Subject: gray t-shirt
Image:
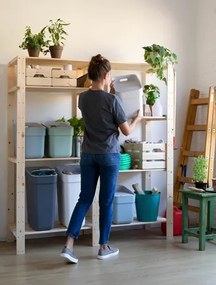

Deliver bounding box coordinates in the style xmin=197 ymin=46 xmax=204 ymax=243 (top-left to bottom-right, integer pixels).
xmin=78 ymin=89 xmax=127 ymax=153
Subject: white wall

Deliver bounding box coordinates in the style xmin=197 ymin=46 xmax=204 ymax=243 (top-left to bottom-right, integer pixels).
xmin=0 ymin=0 xmax=197 ymax=240
xmin=195 ymin=0 xmax=216 ymax=92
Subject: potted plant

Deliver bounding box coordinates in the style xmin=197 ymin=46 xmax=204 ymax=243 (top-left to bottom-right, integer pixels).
xmin=143 ymin=84 xmax=160 ymax=116
xmin=142 ymin=44 xmax=178 ymax=85
xmin=192 ymin=156 xmax=208 ymax=190
xmin=47 ymin=18 xmax=70 ymax=58
xmin=19 ymin=26 xmax=49 ymax=57
xmin=67 ymin=117 xmax=84 ymax=157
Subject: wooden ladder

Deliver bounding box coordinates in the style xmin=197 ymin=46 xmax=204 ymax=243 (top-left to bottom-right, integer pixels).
xmin=174 ymin=87 xmax=216 ymax=208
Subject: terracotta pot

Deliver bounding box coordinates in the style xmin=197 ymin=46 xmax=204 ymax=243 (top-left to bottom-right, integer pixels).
xmin=49 ymin=45 xmax=63 ymax=58
xmin=28 ymin=48 xmax=40 ymax=57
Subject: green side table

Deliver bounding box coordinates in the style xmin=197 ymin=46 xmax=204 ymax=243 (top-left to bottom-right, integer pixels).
xmin=179 ymin=189 xmax=216 ymax=250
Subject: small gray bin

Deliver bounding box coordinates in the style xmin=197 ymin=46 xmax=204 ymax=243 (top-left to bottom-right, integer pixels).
xmin=25 ymin=167 xmax=57 ymax=231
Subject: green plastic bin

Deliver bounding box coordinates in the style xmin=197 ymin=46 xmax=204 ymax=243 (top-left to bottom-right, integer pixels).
xmin=47 ymin=123 xmax=73 ymax=158
xmin=135 ymin=191 xmax=160 ymax=222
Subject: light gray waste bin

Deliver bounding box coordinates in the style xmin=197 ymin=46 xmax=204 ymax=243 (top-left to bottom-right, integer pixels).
xmin=56 ymin=164 xmax=85 ymax=227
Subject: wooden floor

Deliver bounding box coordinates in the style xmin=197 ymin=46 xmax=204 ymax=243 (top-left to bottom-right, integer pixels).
xmin=1 ymin=228 xmax=216 ymax=285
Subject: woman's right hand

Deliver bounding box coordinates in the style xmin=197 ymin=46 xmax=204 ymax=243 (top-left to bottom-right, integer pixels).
xmin=132 ymin=109 xmax=142 ymax=123
xmin=110 ymin=80 xmax=115 ymax=94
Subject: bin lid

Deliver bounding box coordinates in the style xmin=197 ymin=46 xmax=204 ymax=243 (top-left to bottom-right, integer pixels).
xmin=30 ymin=169 xmax=57 ymax=176
xmin=25 ymin=122 xmax=45 ymax=129
xmin=116 ymin=185 xmax=134 ymax=195
xmin=47 ymin=122 xmax=71 ymax=128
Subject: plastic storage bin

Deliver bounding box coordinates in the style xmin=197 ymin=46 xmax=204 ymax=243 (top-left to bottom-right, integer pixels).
xmin=46 ymin=123 xmax=73 ymax=158
xmin=25 ymin=167 xmax=57 ymax=231
xmin=25 ymin=123 xmax=46 ymax=158
xmin=135 ymin=191 xmax=160 ymax=222
xmin=113 ymin=185 xmax=135 ymax=224
xmin=113 ymin=74 xmax=143 ymax=119
xmin=56 ymin=164 xmax=85 ymax=227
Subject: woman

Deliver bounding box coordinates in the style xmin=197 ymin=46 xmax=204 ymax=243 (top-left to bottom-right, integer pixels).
xmin=61 ymin=54 xmax=141 ymax=263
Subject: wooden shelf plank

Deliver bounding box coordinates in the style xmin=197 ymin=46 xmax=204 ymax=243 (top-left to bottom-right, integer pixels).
xmin=10 ymin=221 xmax=92 ymax=237
xmin=111 ymin=217 xmax=166 ymax=228
xmin=26 ymin=86 xmax=88 ymax=93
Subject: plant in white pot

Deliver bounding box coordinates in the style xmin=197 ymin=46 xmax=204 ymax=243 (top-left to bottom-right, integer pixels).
xmin=192 ymin=156 xmax=208 ymax=190
xmin=143 ymin=84 xmax=160 ymax=116
xmin=47 ymin=18 xmax=70 ymax=58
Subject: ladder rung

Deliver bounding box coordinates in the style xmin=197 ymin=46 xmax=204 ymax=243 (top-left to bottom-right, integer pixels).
xmin=177 ymin=176 xmax=193 ymax=183
xmin=182 ymin=150 xmax=205 ymax=157
xmin=187 ymin=125 xmax=207 ymax=131
xmin=191 ymin=98 xmax=209 ymax=105
xmin=188 ymin=205 xmax=200 ymax=213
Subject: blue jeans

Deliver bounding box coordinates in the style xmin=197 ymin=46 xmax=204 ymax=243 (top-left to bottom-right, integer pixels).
xmin=66 ymin=152 xmax=120 ymax=245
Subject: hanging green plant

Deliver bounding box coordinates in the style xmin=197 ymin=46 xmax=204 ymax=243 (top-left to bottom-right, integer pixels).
xmin=142 ymin=44 xmax=178 ymax=85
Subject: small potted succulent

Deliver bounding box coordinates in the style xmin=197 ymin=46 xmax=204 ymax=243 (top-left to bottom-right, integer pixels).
xmin=142 ymin=44 xmax=178 ymax=85
xmin=143 ymin=84 xmax=160 ymax=116
xmin=47 ymin=18 xmax=70 ymax=58
xmin=19 ymin=26 xmax=49 ymax=57
xmin=192 ymin=156 xmax=208 ymax=190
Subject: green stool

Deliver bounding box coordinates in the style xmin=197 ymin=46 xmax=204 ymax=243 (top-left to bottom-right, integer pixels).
xmin=179 ymin=190 xmax=216 ymax=250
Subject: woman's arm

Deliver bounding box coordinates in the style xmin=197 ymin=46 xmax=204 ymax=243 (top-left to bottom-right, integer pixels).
xmin=119 ymin=110 xmax=142 ymax=136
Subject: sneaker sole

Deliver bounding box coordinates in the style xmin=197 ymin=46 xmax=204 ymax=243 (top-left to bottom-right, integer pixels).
xmin=97 ymin=249 xmax=119 ymax=260
xmin=60 ymin=252 xmax=78 ymax=264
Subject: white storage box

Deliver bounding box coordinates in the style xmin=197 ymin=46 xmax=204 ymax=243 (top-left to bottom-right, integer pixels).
xmin=113 ymin=74 xmax=143 ymax=119
xmin=56 ymin=164 xmax=85 ymax=227
xmin=124 ymin=142 xmax=166 ymax=169
xmin=113 ymin=185 xmax=135 ymax=224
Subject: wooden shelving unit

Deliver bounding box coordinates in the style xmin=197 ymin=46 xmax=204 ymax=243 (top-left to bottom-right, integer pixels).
xmin=7 ymin=56 xmax=175 ymax=254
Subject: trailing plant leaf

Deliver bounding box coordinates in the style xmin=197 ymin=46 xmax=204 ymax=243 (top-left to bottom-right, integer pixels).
xmin=55 ymin=116 xmax=66 ymax=122
xmin=67 ymin=117 xmax=84 ymax=136
xmin=142 ymin=44 xmax=178 ymax=85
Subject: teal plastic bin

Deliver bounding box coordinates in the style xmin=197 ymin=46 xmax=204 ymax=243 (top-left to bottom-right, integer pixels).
xmin=47 ymin=123 xmax=73 ymax=158
xmin=135 ymin=191 xmax=160 ymax=222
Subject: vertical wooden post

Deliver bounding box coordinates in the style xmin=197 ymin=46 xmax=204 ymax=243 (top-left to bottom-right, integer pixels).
xmin=16 ymin=57 xmax=26 ymax=254
xmin=166 ymin=63 xmax=175 ymax=239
